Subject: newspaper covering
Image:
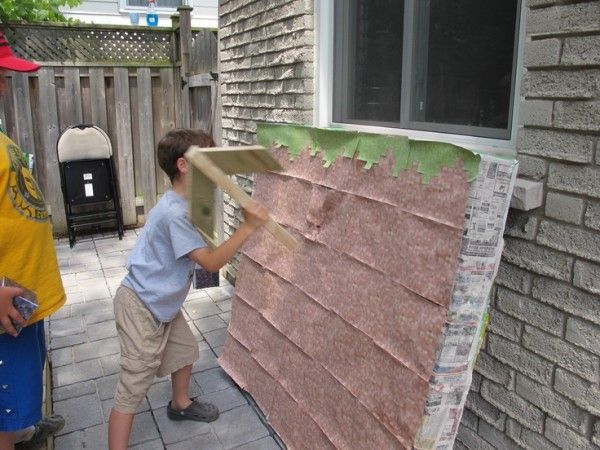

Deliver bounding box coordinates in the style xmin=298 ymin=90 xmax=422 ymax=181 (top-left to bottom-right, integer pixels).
xmin=414 ymin=154 xmax=518 ymax=449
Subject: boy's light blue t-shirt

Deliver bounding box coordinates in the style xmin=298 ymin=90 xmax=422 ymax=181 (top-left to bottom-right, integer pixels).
xmin=122 ymin=190 xmax=206 ymax=322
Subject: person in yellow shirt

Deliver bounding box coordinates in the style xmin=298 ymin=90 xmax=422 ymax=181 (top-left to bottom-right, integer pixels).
xmin=0 ymin=32 xmax=66 ymax=450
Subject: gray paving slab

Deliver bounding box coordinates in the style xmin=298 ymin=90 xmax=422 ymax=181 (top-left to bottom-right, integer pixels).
xmin=130 ymin=438 xmax=165 ymax=450
xmin=54 ymin=393 xmax=104 ymax=435
xmin=53 ymin=359 xmax=104 ymax=387
xmin=50 ymin=347 xmax=74 ymax=367
xmin=50 ymin=316 xmax=85 ymax=337
xmin=204 ymin=328 xmax=228 ymax=348
xmin=53 ymin=379 xmax=97 ymax=402
xmin=53 ymin=430 xmax=84 ymax=450
xmin=192 ymin=349 xmax=220 ymax=374
xmin=197 ymin=387 xmax=248 ymax=413
xmin=167 ymin=430 xmax=224 ymax=450
xmin=86 ymin=319 xmax=118 ymax=340
xmin=96 ymin=373 xmax=120 ymax=400
xmin=184 ymin=299 xmax=223 ymax=320
xmin=234 ymin=436 xmax=281 ymax=450
xmin=194 ymin=315 xmax=228 ymax=333
xmin=217 ymin=299 xmax=233 ymax=313
xmin=99 ymin=353 xmax=121 ymax=376
xmin=211 ymin=405 xmax=270 ymax=450
xmin=205 ymin=286 xmax=234 ymax=303
xmin=73 ymin=336 xmax=120 ymax=362
xmin=194 ymin=367 xmax=235 ymax=394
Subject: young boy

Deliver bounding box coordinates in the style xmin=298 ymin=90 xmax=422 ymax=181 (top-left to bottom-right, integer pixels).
xmin=0 ymin=33 xmax=66 ymax=450
xmin=108 ymin=129 xmax=268 ymax=449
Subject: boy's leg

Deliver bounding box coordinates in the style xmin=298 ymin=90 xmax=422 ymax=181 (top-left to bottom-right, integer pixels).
xmin=110 ymin=286 xmax=168 ymax=450
xmin=0 ymin=432 xmax=14 ymax=450
xmin=171 ymin=364 xmax=193 ymax=410
xmin=157 ymin=312 xmax=219 ymax=422
xmin=107 ymin=410 xmax=134 ymax=450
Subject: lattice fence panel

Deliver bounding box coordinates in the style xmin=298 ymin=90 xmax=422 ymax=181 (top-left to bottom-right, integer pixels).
xmin=4 ymin=25 xmax=176 ymax=66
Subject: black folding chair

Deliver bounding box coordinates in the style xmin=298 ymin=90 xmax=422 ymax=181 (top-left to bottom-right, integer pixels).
xmin=57 ymin=124 xmax=124 ymax=247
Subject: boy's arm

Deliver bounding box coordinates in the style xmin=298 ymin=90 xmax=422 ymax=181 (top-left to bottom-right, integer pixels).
xmin=0 ymin=286 xmax=25 ymax=337
xmin=189 ymin=200 xmax=268 ymax=272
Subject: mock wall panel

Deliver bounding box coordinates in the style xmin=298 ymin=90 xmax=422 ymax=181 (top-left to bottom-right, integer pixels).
xmin=220 ymin=124 xmax=517 ymax=449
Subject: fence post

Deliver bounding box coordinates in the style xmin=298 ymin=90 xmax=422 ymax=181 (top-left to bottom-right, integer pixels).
xmin=177 ymin=5 xmax=193 ymax=128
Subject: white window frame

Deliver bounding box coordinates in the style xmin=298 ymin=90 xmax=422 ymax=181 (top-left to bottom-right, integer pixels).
xmin=314 ymin=0 xmax=527 ymax=157
xmin=119 ymin=0 xmax=187 ymax=13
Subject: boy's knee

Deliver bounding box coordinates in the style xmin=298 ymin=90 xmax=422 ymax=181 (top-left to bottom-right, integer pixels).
xmin=113 ymin=355 xmax=160 ymax=414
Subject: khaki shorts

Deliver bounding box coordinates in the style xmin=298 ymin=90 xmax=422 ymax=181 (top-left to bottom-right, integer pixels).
xmin=113 ymin=285 xmax=199 ymax=414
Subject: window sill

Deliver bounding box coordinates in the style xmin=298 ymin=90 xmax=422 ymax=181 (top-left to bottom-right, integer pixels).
xmin=329 ymin=121 xmax=517 ymax=158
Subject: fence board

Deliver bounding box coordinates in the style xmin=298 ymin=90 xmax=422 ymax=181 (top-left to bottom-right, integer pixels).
xmin=62 ymin=68 xmax=83 ymax=128
xmin=113 ymin=67 xmax=137 ymax=225
xmin=11 ymin=73 xmax=35 ymax=155
xmin=37 ymin=68 xmax=67 ymax=231
xmin=191 ymin=87 xmax=212 ymax=135
xmin=137 ymin=68 xmax=157 ymax=213
xmin=89 ymin=68 xmax=108 ymax=131
xmin=155 ymin=68 xmax=176 ymax=195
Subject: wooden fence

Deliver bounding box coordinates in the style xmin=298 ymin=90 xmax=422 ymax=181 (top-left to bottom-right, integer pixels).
xmin=0 ymin=10 xmax=218 ymax=233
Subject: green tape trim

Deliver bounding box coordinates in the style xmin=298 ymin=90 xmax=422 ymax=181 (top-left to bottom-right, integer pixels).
xmin=257 ymin=123 xmax=481 ymax=183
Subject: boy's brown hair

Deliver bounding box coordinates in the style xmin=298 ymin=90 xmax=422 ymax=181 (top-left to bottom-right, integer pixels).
xmin=157 ymin=129 xmax=215 ymax=181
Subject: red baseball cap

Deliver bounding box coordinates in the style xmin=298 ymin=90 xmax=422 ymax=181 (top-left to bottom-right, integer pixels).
xmin=0 ymin=32 xmax=40 ymax=72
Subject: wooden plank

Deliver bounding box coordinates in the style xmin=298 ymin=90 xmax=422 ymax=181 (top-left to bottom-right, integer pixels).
xmin=28 ymin=74 xmax=47 ymax=195
xmin=2 ymin=76 xmax=17 ymax=140
xmin=89 ymin=68 xmax=108 ymax=131
xmin=188 ymin=168 xmax=217 ymax=248
xmin=80 ymin=75 xmax=92 ymax=124
xmin=11 ymin=72 xmax=35 ymax=154
xmin=37 ymin=68 xmax=67 ymax=232
xmin=179 ymin=6 xmax=192 ymax=128
xmin=113 ymin=67 xmax=137 ymax=226
xmin=137 ymin=67 xmax=157 ymax=214
xmin=173 ymin=67 xmax=185 ymax=128
xmin=185 ymin=147 xmax=298 ymax=251
xmin=190 ymin=86 xmax=212 ymax=135
xmin=154 ymin=68 xmax=175 ymax=195
xmin=130 ymin=75 xmax=142 ymax=197
xmin=63 ymin=67 xmax=83 ymax=127
xmin=212 ymin=26 xmax=224 ymax=243
xmin=192 ymin=146 xmax=283 ymax=175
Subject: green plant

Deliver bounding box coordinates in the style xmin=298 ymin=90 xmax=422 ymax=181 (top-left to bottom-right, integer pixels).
xmin=0 ymin=0 xmax=83 ymax=23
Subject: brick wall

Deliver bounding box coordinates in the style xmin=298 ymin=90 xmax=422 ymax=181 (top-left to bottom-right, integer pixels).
xmin=456 ymin=1 xmax=600 ymax=449
xmin=219 ymin=0 xmax=315 ymax=281
xmin=219 ymin=1 xmax=600 ymax=448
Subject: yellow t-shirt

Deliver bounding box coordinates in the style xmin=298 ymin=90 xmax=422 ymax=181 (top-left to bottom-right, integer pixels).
xmin=0 ymin=132 xmax=65 ymax=324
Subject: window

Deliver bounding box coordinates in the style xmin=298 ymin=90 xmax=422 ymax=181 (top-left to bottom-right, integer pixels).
xmin=332 ymin=0 xmax=521 ymax=140
xmin=123 ymin=0 xmax=184 ymax=9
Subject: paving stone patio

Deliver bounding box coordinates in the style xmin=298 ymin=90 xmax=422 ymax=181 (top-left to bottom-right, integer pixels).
xmin=48 ymin=231 xmax=282 ymax=450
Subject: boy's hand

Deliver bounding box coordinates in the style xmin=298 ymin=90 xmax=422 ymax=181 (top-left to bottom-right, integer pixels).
xmin=242 ymin=201 xmax=269 ymax=231
xmin=0 ymin=286 xmax=25 ymax=337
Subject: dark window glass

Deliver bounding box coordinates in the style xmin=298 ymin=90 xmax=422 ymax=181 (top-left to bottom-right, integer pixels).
xmin=333 ymin=0 xmax=404 ymax=123
xmin=410 ymin=0 xmax=518 ymax=132
xmin=333 ymin=0 xmax=520 ymax=139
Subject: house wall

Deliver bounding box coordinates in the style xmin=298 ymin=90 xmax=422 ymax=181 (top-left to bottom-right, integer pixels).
xmin=219 ymin=0 xmax=315 ymax=281
xmin=219 ymin=0 xmax=600 ymax=448
xmin=62 ymin=0 xmax=218 ymax=27
xmin=457 ymin=1 xmax=600 ymax=449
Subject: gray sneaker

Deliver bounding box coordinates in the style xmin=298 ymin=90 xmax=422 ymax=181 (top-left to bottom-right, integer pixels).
xmin=15 ymin=415 xmax=65 ymax=449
